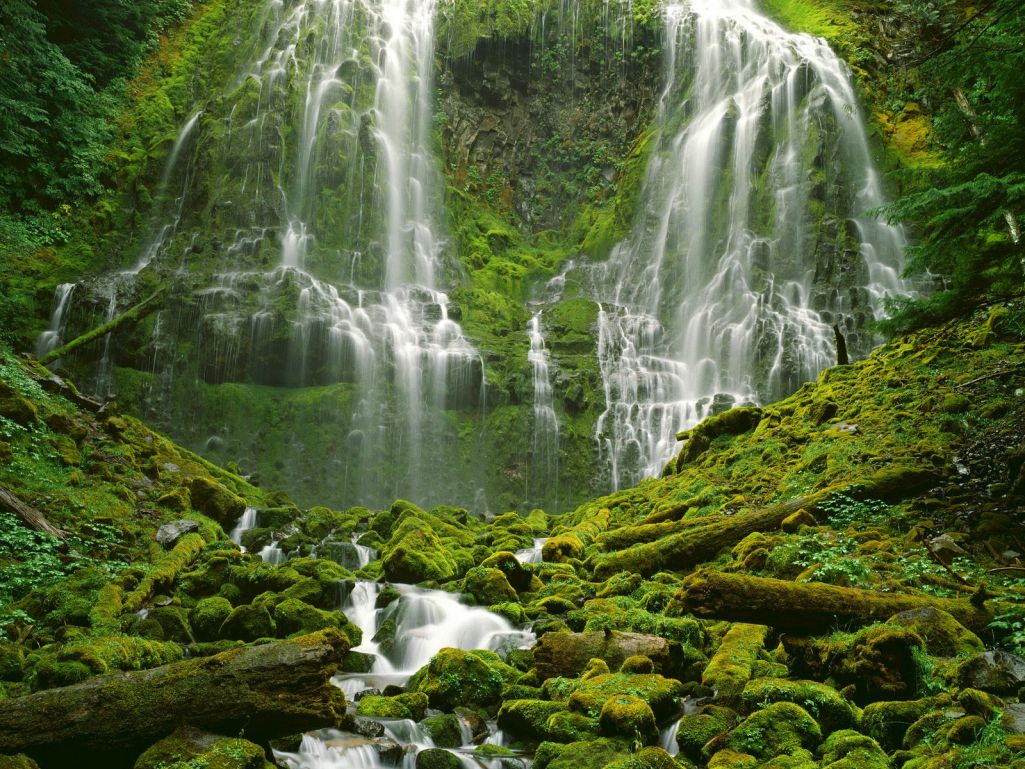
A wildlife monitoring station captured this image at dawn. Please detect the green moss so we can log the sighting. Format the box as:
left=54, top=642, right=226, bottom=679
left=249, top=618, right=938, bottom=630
left=725, top=702, right=822, bottom=760
left=134, top=725, right=272, bottom=769
left=462, top=566, right=517, bottom=605
left=218, top=603, right=275, bottom=642
left=674, top=705, right=738, bottom=763
left=409, top=648, right=518, bottom=714
left=497, top=699, right=569, bottom=742
left=598, top=694, right=658, bottom=744
left=741, top=678, right=857, bottom=733
left=701, top=624, right=767, bottom=704
left=355, top=692, right=428, bottom=720
left=190, top=596, right=233, bottom=641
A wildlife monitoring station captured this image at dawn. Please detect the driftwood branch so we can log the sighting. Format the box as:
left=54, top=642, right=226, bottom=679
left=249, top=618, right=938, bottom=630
left=40, top=288, right=166, bottom=366
left=0, top=483, right=66, bottom=539
left=0, top=629, right=349, bottom=765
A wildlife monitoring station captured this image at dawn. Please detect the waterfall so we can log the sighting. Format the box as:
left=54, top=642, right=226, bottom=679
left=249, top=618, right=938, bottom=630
left=35, top=283, right=75, bottom=359
left=526, top=312, right=559, bottom=510
left=228, top=507, right=259, bottom=546
left=42, top=0, right=484, bottom=510
left=588, top=0, right=908, bottom=488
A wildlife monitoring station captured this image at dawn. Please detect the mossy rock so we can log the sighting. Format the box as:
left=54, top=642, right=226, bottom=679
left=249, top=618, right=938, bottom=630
left=558, top=672, right=683, bottom=721
left=534, top=738, right=630, bottom=769
left=702, top=624, right=767, bottom=703
left=706, top=748, right=758, bottom=769
left=219, top=603, right=275, bottom=641
left=497, top=699, right=568, bottom=742
left=861, top=696, right=949, bottom=750
left=0, top=756, right=41, bottom=769
left=675, top=705, right=737, bottom=762
left=188, top=477, right=247, bottom=529
left=190, top=596, right=234, bottom=641
left=421, top=714, right=464, bottom=748
left=822, top=624, right=925, bottom=703
left=462, top=566, right=517, bottom=605
left=724, top=702, right=822, bottom=760
left=0, top=642, right=25, bottom=682
left=134, top=726, right=271, bottom=769
left=273, top=598, right=358, bottom=642
left=148, top=606, right=195, bottom=644
left=382, top=522, right=460, bottom=583
left=545, top=710, right=599, bottom=742
left=481, top=551, right=533, bottom=592
left=356, top=692, right=428, bottom=720
left=605, top=746, right=680, bottom=769
left=542, top=535, right=584, bottom=563
left=29, top=657, right=92, bottom=690
left=818, top=729, right=889, bottom=769
left=490, top=602, right=526, bottom=625
left=285, top=558, right=355, bottom=608
left=598, top=693, right=658, bottom=744
left=415, top=748, right=463, bottom=769
left=887, top=607, right=984, bottom=657
left=741, top=678, right=857, bottom=732
left=302, top=506, right=351, bottom=539
left=54, top=635, right=184, bottom=677
left=408, top=648, right=517, bottom=714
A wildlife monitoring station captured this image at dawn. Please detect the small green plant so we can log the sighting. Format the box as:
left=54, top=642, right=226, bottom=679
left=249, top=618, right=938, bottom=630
left=816, top=493, right=890, bottom=528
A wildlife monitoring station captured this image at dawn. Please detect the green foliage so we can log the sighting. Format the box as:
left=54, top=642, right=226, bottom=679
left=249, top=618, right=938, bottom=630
left=816, top=493, right=891, bottom=528
left=880, top=0, right=1025, bottom=330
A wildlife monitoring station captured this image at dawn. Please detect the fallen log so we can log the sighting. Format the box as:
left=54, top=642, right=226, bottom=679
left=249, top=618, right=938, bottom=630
left=0, top=483, right=65, bottom=539
left=592, top=497, right=812, bottom=579
left=0, top=628, right=349, bottom=766
left=533, top=631, right=684, bottom=681
left=39, top=288, right=166, bottom=366
left=672, top=570, right=992, bottom=634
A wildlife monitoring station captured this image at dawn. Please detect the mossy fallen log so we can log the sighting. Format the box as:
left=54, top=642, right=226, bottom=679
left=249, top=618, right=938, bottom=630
left=0, top=628, right=349, bottom=766
left=123, top=532, right=205, bottom=614
left=701, top=623, right=768, bottom=703
left=672, top=570, right=992, bottom=634
left=39, top=288, right=166, bottom=366
left=592, top=497, right=812, bottom=579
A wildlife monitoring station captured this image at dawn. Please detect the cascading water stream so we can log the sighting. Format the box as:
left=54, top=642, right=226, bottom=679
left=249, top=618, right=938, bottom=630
left=586, top=0, right=908, bottom=488
left=526, top=312, right=559, bottom=510
left=274, top=581, right=535, bottom=768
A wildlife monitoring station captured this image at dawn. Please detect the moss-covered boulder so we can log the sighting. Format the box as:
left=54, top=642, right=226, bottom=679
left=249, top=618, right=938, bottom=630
left=481, top=551, right=533, bottom=591
left=860, top=696, right=949, bottom=750
left=462, top=567, right=517, bottom=605
left=818, top=730, right=889, bottom=769
left=702, top=624, right=767, bottom=703
left=497, top=699, right=568, bottom=742
left=272, top=598, right=358, bottom=643
left=822, top=624, right=926, bottom=703
left=219, top=603, right=275, bottom=641
left=190, top=597, right=234, bottom=641
left=887, top=607, right=984, bottom=657
left=415, top=748, right=463, bottom=769
left=189, top=478, right=247, bottom=529
left=408, top=648, right=517, bottom=714
left=542, top=535, right=584, bottom=563
left=0, top=756, right=40, bottom=769
left=383, top=522, right=460, bottom=583
left=741, top=678, right=857, bottom=732
left=724, top=702, right=822, bottom=760
left=556, top=672, right=683, bottom=721
left=598, top=694, right=658, bottom=744
left=534, top=738, right=630, bottom=769
left=134, top=726, right=272, bottom=769
left=675, top=705, right=737, bottom=762
left=355, top=693, right=428, bottom=720
left=421, top=714, right=464, bottom=747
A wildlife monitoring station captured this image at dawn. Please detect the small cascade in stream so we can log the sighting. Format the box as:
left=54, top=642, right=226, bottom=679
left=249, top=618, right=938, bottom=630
left=584, top=0, right=909, bottom=489
left=526, top=312, right=559, bottom=510
left=514, top=538, right=547, bottom=565
left=228, top=507, right=259, bottom=546
left=274, top=581, right=534, bottom=768
left=35, top=283, right=76, bottom=359
left=259, top=541, right=286, bottom=565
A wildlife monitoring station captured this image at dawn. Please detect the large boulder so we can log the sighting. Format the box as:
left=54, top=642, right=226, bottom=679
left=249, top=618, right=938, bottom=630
left=382, top=522, right=459, bottom=583
left=408, top=648, right=517, bottom=714
left=134, top=726, right=272, bottom=769
left=953, top=650, right=1025, bottom=695
left=189, top=478, right=246, bottom=529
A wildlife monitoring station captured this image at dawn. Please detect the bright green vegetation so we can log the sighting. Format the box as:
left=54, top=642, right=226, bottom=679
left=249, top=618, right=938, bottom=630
left=0, top=304, right=1024, bottom=768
